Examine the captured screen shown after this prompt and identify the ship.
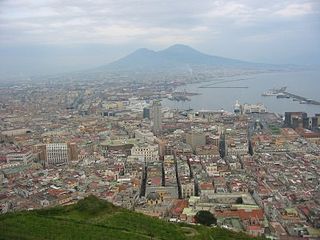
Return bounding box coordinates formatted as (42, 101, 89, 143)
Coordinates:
(261, 91, 277, 97)
(261, 86, 287, 96)
(234, 100, 241, 114)
(168, 90, 195, 101)
(276, 93, 290, 99)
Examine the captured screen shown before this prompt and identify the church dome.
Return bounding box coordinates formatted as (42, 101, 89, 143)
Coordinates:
(146, 192, 160, 201)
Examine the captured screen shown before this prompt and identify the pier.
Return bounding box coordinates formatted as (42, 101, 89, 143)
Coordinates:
(283, 91, 320, 105)
(199, 86, 248, 89)
(199, 78, 251, 89)
(168, 91, 200, 101)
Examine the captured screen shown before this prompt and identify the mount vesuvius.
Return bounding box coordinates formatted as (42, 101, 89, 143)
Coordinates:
(97, 44, 274, 71)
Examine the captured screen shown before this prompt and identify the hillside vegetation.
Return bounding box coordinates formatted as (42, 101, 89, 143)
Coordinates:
(0, 195, 264, 240)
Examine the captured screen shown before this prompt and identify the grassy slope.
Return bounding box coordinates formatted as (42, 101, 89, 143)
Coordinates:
(0, 195, 264, 240)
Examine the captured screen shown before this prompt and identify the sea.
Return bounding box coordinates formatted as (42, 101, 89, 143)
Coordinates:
(162, 70, 320, 116)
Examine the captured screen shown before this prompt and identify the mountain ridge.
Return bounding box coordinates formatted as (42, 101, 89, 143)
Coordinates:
(98, 44, 271, 71)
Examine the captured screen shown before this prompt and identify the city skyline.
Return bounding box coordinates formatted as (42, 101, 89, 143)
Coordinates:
(0, 1, 320, 239)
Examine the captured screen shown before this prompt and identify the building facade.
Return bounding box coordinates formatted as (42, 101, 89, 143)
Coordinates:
(33, 143, 78, 167)
(186, 131, 206, 151)
(131, 143, 159, 163)
(6, 150, 34, 165)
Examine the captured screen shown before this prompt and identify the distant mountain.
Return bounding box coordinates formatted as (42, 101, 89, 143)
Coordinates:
(98, 44, 272, 71)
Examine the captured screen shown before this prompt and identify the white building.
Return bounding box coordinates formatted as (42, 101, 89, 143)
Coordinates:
(1, 128, 31, 137)
(206, 163, 219, 177)
(226, 143, 248, 156)
(46, 143, 69, 165)
(33, 143, 77, 167)
(242, 103, 267, 114)
(131, 143, 159, 163)
(226, 155, 241, 170)
(181, 182, 195, 199)
(6, 150, 34, 164)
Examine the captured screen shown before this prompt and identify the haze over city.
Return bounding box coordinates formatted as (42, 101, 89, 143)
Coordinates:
(0, 0, 320, 77)
(1, 1, 320, 240)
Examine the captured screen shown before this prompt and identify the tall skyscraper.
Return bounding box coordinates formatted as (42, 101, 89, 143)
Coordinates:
(151, 100, 162, 134)
(143, 107, 150, 119)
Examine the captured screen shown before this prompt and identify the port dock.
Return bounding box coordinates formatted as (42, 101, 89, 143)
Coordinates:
(262, 87, 320, 105)
(283, 91, 320, 105)
(199, 86, 248, 89)
(168, 91, 200, 101)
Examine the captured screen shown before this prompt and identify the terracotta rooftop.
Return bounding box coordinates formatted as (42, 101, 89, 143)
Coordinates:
(200, 182, 214, 190)
(216, 209, 264, 220)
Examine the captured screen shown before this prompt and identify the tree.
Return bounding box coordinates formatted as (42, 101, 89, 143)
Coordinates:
(236, 197, 243, 204)
(194, 210, 217, 226)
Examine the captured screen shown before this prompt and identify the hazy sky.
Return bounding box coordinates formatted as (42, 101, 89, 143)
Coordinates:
(0, 0, 319, 77)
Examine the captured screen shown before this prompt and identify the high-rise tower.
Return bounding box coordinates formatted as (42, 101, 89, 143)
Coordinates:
(151, 100, 162, 134)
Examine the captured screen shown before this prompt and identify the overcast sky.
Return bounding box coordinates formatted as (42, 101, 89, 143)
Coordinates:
(0, 0, 319, 77)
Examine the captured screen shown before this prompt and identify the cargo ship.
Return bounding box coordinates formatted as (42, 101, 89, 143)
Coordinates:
(261, 87, 287, 96)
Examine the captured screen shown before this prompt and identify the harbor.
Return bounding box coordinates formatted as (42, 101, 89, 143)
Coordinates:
(283, 91, 320, 105)
(167, 91, 200, 101)
(262, 87, 320, 105)
(199, 86, 248, 89)
(162, 70, 320, 116)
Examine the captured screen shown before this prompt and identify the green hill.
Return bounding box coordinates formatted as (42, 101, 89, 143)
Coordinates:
(0, 195, 264, 240)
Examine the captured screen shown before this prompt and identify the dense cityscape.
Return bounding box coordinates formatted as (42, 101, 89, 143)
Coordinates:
(1, 76, 320, 239)
(1, 0, 319, 239)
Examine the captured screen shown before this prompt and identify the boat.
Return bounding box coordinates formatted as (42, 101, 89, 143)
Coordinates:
(261, 86, 287, 97)
(233, 100, 241, 114)
(276, 93, 290, 99)
(261, 91, 277, 96)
